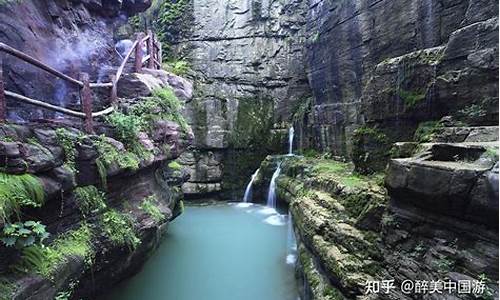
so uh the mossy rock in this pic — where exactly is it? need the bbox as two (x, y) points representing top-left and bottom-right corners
(351, 126), (390, 175)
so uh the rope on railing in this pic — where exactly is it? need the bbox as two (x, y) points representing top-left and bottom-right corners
(0, 31), (162, 133)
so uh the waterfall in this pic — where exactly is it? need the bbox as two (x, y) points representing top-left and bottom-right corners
(286, 210), (297, 264)
(267, 163), (282, 208)
(243, 168), (260, 203)
(288, 126), (295, 155)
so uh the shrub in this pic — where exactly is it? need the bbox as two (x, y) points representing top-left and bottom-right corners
(14, 224), (93, 279)
(100, 210), (140, 251)
(414, 121), (442, 142)
(163, 60), (191, 76)
(398, 89), (426, 108)
(0, 221), (49, 249)
(139, 196), (164, 222)
(456, 103), (488, 125)
(130, 87), (189, 133)
(105, 112), (144, 146)
(94, 136), (140, 173)
(74, 186), (107, 218)
(0, 173), (45, 223)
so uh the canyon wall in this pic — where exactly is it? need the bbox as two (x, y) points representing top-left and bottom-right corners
(170, 0), (312, 199)
(304, 0), (498, 154)
(168, 0), (498, 197)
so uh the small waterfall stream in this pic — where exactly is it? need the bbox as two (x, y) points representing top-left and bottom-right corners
(288, 126), (295, 155)
(267, 163), (282, 209)
(286, 210), (297, 265)
(243, 168), (260, 203)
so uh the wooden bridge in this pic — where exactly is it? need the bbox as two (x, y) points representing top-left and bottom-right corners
(0, 30), (162, 133)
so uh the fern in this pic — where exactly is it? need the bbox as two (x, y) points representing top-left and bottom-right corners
(0, 173), (45, 223)
(74, 186), (107, 218)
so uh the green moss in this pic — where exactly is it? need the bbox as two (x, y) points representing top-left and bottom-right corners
(139, 196), (164, 222)
(414, 121), (442, 142)
(0, 278), (15, 300)
(0, 173), (45, 223)
(352, 126), (390, 174)
(168, 161), (182, 171)
(100, 210), (140, 251)
(14, 224), (93, 279)
(55, 128), (78, 174)
(145, 0), (190, 60)
(163, 60), (191, 76)
(398, 89), (426, 108)
(456, 103), (488, 125)
(301, 149), (320, 158)
(230, 97), (274, 148)
(94, 135), (140, 173)
(74, 186), (107, 218)
(128, 87), (189, 134)
(105, 112), (144, 148)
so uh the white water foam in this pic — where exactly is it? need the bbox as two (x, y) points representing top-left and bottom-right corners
(263, 214), (287, 226)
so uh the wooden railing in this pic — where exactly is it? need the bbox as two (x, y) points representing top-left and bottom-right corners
(0, 30), (162, 133)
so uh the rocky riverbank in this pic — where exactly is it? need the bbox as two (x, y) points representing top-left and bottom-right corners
(253, 125), (498, 299)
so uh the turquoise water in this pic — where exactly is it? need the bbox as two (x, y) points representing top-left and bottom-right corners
(101, 203), (299, 300)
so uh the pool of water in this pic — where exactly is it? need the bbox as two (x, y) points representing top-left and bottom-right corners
(101, 203), (299, 300)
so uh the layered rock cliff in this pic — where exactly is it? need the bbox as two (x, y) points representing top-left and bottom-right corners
(165, 0), (312, 199)
(160, 0), (498, 198)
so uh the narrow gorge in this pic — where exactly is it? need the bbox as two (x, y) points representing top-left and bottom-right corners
(0, 0), (498, 299)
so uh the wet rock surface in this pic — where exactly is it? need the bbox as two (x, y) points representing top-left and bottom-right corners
(255, 147), (498, 299)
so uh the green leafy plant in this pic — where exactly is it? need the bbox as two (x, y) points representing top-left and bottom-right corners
(105, 112), (144, 146)
(0, 173), (45, 223)
(1, 221), (49, 249)
(130, 87), (189, 133)
(456, 103), (487, 125)
(55, 128), (78, 173)
(14, 224), (93, 279)
(414, 121), (442, 142)
(398, 89), (426, 108)
(163, 60), (191, 76)
(140, 196), (164, 222)
(167, 161), (182, 171)
(0, 277), (15, 299)
(100, 210), (140, 251)
(94, 136), (140, 173)
(105, 112), (153, 160)
(74, 186), (107, 218)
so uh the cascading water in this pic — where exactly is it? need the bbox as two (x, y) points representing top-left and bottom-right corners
(288, 126), (295, 155)
(243, 168), (260, 203)
(267, 163), (282, 209)
(286, 210), (297, 265)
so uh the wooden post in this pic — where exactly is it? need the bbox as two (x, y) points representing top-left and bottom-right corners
(134, 33), (144, 73)
(147, 30), (155, 69)
(80, 73), (93, 133)
(110, 75), (117, 104)
(0, 57), (6, 122)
